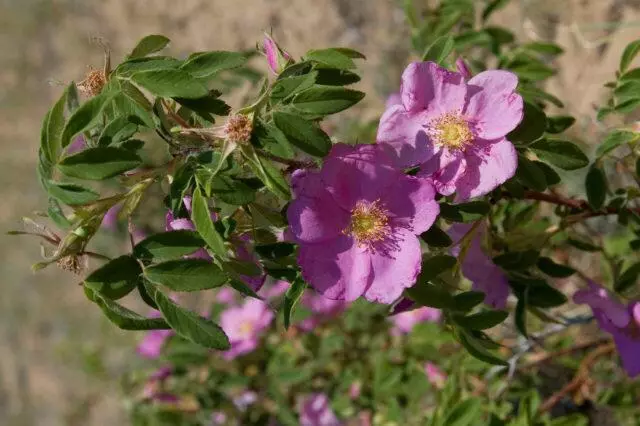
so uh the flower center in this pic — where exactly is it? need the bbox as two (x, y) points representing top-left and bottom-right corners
(429, 112), (473, 149)
(346, 200), (390, 247)
(225, 114), (253, 144)
(238, 321), (254, 338)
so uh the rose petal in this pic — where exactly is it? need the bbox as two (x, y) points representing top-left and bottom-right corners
(381, 176), (439, 234)
(401, 62), (467, 114)
(377, 105), (436, 167)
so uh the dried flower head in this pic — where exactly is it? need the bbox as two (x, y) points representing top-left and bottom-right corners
(56, 255), (86, 274)
(78, 68), (106, 97)
(224, 114), (253, 144)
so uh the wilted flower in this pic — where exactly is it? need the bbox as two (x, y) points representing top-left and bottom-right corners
(424, 362), (447, 389)
(78, 67), (107, 97)
(288, 144), (439, 304)
(220, 298), (274, 360)
(299, 393), (342, 426)
(389, 306), (441, 335)
(377, 61), (523, 200)
(448, 223), (510, 309)
(574, 281), (640, 377)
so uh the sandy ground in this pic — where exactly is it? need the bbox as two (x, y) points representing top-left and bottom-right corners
(1, 0), (639, 424)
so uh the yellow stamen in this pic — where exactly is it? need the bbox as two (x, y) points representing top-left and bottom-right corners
(429, 112), (473, 149)
(238, 321), (254, 337)
(345, 200), (390, 248)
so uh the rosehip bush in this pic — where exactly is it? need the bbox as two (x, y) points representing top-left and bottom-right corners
(13, 0), (640, 424)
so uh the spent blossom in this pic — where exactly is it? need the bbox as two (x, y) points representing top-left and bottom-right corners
(288, 144), (439, 304)
(377, 61), (523, 200)
(574, 281), (640, 377)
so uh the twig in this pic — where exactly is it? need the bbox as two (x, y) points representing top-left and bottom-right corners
(538, 342), (616, 413)
(520, 337), (611, 371)
(255, 148), (316, 170)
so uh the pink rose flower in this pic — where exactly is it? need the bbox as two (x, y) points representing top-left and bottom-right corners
(299, 393), (342, 426)
(377, 61), (523, 200)
(389, 306), (441, 335)
(220, 298), (274, 359)
(424, 362), (447, 389)
(574, 281), (640, 377)
(288, 144), (439, 304)
(448, 223), (510, 309)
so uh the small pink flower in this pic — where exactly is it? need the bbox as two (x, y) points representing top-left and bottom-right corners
(349, 382), (361, 399)
(299, 393), (342, 426)
(389, 306), (441, 335)
(424, 362), (447, 389)
(216, 287), (236, 305)
(288, 144), (439, 304)
(574, 281), (640, 377)
(377, 61), (523, 200)
(220, 298), (274, 359)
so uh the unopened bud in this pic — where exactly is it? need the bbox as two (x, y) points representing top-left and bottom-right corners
(263, 34), (291, 74)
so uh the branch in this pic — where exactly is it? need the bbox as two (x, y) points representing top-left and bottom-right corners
(255, 149), (316, 170)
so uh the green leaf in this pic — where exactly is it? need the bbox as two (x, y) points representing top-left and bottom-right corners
(180, 51), (248, 78)
(270, 72), (317, 101)
(41, 84), (70, 162)
(508, 102), (546, 144)
(482, 0), (510, 21)
(131, 69), (209, 99)
(537, 161), (561, 186)
(283, 278), (307, 329)
(314, 68), (360, 86)
(60, 92), (112, 148)
(523, 42), (564, 56)
(452, 291), (485, 312)
(304, 48), (356, 70)
(422, 35), (454, 64)
(620, 67), (640, 81)
(272, 111), (331, 157)
(456, 328), (507, 366)
(98, 115), (141, 146)
(58, 147), (142, 180)
(442, 399), (483, 426)
(614, 80), (640, 103)
(243, 149), (291, 200)
(546, 115), (575, 134)
(191, 187), (227, 257)
(596, 130), (637, 158)
(493, 249), (539, 270)
(568, 236), (601, 252)
(615, 97), (640, 114)
(615, 261), (640, 293)
(510, 277), (567, 308)
(209, 176), (256, 205)
(292, 86), (365, 118)
(255, 242), (296, 260)
(116, 56), (182, 77)
(85, 287), (170, 330)
(419, 254), (457, 282)
(84, 255), (141, 299)
(536, 257), (575, 278)
(47, 181), (100, 206)
(175, 95), (231, 117)
(620, 39), (640, 72)
(420, 225), (452, 248)
(406, 282), (454, 309)
(454, 310), (508, 330)
(144, 259), (228, 291)
(129, 35), (170, 59)
(145, 283), (230, 349)
(530, 139), (589, 170)
(251, 119), (295, 160)
(516, 155), (547, 191)
(439, 201), (490, 223)
(519, 86), (564, 108)
(586, 165), (607, 209)
(133, 230), (205, 261)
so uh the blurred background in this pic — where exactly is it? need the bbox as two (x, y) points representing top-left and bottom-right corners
(1, 0), (640, 424)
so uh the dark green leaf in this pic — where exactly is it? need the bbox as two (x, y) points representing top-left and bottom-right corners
(180, 51), (247, 78)
(47, 181), (99, 206)
(508, 59), (555, 81)
(482, 0), (509, 21)
(116, 57), (182, 77)
(272, 111), (331, 157)
(41, 85), (69, 162)
(255, 242), (296, 260)
(615, 262), (640, 293)
(596, 130), (637, 158)
(442, 399), (483, 426)
(277, 61), (313, 80)
(145, 283), (230, 349)
(439, 201), (490, 223)
(493, 250), (539, 270)
(305, 48), (356, 70)
(508, 102), (546, 144)
(614, 97), (640, 114)
(244, 152), (291, 200)
(546, 115), (575, 134)
(568, 236), (601, 252)
(129, 34), (170, 59)
(586, 165), (607, 209)
(536, 161), (561, 186)
(530, 139), (589, 170)
(456, 328), (507, 366)
(58, 147), (141, 180)
(191, 187), (226, 257)
(516, 155), (548, 191)
(614, 80), (640, 103)
(331, 47), (366, 59)
(422, 35), (454, 64)
(98, 115), (142, 146)
(251, 119), (295, 160)
(292, 86), (365, 118)
(85, 287), (170, 330)
(133, 230), (205, 261)
(270, 72), (317, 101)
(454, 310), (508, 330)
(523, 42), (564, 56)
(283, 278), (307, 329)
(420, 225), (453, 247)
(84, 255), (141, 299)
(209, 176), (256, 205)
(406, 282), (454, 309)
(60, 92), (112, 147)
(174, 95), (231, 116)
(620, 39), (640, 72)
(314, 68), (360, 86)
(519, 86), (564, 108)
(419, 254), (457, 282)
(144, 258), (227, 291)
(537, 257), (575, 278)
(620, 67), (640, 82)
(510, 278), (567, 308)
(452, 291), (485, 312)
(131, 69), (209, 99)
